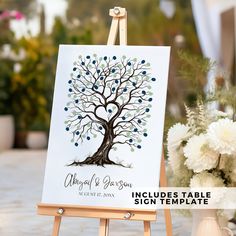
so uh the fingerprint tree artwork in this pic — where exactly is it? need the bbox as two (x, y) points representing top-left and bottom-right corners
(64, 54), (157, 167)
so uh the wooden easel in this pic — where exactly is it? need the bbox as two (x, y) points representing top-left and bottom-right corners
(38, 7), (172, 236)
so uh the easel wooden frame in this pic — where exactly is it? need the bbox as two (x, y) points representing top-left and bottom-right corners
(37, 6), (173, 236)
(220, 7), (236, 85)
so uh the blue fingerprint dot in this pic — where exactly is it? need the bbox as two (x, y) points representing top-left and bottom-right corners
(127, 62), (131, 66)
(73, 67), (77, 71)
(134, 128), (138, 132)
(69, 88), (73, 92)
(81, 62), (85, 65)
(87, 136), (91, 140)
(151, 78), (156, 81)
(86, 55), (90, 59)
(129, 139), (133, 143)
(142, 71), (146, 75)
(138, 119), (142, 124)
(104, 56), (107, 60)
(108, 109), (112, 113)
(92, 60), (96, 64)
(132, 82), (136, 86)
(97, 69), (100, 73)
(142, 90), (146, 95)
(137, 145), (142, 149)
(68, 80), (72, 84)
(82, 88), (85, 92)
(113, 56), (116, 60)
(138, 99), (142, 103)
(94, 85), (98, 90)
(141, 60), (145, 64)
(76, 131), (80, 135)
(123, 88), (127, 92)
(86, 71), (89, 75)
(122, 116), (126, 120)
(66, 127), (69, 131)
(77, 75), (80, 78)
(146, 108), (150, 112)
(99, 126), (103, 130)
(75, 142), (78, 147)
(115, 79), (119, 84)
(112, 87), (115, 92)
(78, 115), (82, 119)
(112, 69), (116, 73)
(75, 99), (79, 103)
(148, 98), (153, 102)
(100, 76), (104, 80)
(144, 133), (148, 137)
(64, 107), (68, 111)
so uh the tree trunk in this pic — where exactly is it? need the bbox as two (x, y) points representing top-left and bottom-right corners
(68, 126), (119, 167)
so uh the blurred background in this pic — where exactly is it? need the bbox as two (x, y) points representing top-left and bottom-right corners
(1, 1), (236, 235)
(0, 0), (207, 150)
(1, 0), (235, 150)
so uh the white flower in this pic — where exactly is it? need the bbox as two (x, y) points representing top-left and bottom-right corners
(167, 146), (193, 186)
(208, 109), (229, 120)
(167, 123), (191, 152)
(207, 118), (236, 155)
(168, 148), (184, 172)
(218, 154), (236, 183)
(190, 171), (225, 188)
(184, 134), (219, 173)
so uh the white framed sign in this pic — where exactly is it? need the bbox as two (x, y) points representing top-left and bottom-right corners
(42, 45), (170, 209)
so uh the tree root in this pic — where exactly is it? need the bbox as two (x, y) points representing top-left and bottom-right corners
(67, 156), (128, 168)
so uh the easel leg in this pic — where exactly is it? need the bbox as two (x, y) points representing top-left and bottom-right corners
(144, 221), (151, 236)
(99, 219), (109, 236)
(164, 209), (173, 236)
(52, 216), (61, 236)
(160, 151), (173, 236)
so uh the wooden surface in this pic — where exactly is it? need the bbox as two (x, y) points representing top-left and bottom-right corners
(119, 14), (127, 45)
(99, 219), (109, 236)
(107, 7), (127, 45)
(37, 203), (157, 221)
(144, 221), (151, 236)
(107, 17), (119, 45)
(220, 7), (236, 84)
(160, 152), (173, 236)
(52, 216), (61, 236)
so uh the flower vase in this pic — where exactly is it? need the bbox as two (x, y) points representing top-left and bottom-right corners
(191, 209), (233, 236)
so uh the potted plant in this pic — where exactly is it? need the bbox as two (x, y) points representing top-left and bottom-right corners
(0, 58), (15, 151)
(26, 118), (48, 149)
(11, 37), (54, 148)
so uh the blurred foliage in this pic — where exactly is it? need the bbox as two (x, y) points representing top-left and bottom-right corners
(177, 50), (214, 106)
(0, 0), (206, 135)
(0, 59), (14, 114)
(51, 16), (93, 46)
(12, 37), (54, 131)
(208, 76), (236, 121)
(66, 0), (200, 50)
(0, 20), (15, 45)
(0, 17), (15, 115)
(10, 16), (93, 131)
(0, 0), (37, 19)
